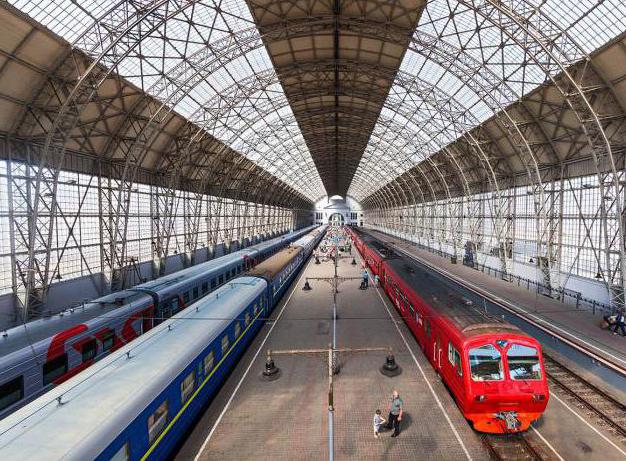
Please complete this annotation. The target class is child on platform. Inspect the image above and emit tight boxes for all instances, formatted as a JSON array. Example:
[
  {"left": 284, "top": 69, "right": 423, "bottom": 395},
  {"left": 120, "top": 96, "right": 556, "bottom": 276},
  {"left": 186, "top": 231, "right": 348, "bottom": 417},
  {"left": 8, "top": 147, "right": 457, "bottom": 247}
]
[{"left": 373, "top": 409, "right": 386, "bottom": 438}]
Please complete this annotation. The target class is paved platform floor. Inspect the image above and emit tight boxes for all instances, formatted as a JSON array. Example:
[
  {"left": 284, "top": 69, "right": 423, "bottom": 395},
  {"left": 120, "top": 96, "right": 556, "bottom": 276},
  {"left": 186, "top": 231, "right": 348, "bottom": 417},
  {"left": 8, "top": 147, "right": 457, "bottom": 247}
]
[
  {"left": 176, "top": 237, "right": 626, "bottom": 461},
  {"left": 177, "top": 247, "right": 488, "bottom": 460},
  {"left": 367, "top": 230, "right": 626, "bottom": 372}
]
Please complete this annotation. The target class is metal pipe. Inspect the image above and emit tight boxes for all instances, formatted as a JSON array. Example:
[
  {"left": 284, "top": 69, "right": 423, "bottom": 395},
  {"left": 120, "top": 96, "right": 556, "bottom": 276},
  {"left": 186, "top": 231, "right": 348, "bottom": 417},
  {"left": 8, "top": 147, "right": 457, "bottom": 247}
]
[
  {"left": 328, "top": 344, "right": 334, "bottom": 461},
  {"left": 270, "top": 346, "right": 390, "bottom": 356},
  {"left": 328, "top": 408, "right": 334, "bottom": 461}
]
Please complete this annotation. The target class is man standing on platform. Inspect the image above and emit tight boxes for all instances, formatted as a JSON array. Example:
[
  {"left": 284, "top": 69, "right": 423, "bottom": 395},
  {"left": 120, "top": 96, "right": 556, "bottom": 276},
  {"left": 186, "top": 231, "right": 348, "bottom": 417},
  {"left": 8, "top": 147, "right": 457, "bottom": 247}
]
[
  {"left": 362, "top": 269, "right": 369, "bottom": 288},
  {"left": 386, "top": 390, "right": 404, "bottom": 437},
  {"left": 613, "top": 309, "right": 626, "bottom": 336}
]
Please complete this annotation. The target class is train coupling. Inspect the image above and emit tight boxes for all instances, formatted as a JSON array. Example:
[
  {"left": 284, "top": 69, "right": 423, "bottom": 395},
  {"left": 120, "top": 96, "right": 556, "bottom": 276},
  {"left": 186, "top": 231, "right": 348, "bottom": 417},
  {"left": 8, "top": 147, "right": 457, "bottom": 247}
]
[{"left": 495, "top": 411, "right": 521, "bottom": 432}]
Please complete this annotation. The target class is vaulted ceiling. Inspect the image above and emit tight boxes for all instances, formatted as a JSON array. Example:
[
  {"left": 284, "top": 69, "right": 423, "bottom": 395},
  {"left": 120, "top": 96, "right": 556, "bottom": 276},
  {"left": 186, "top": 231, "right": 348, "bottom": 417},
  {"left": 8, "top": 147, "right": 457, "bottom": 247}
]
[
  {"left": 248, "top": 0, "right": 425, "bottom": 196},
  {"left": 0, "top": 0, "right": 625, "bottom": 207}
]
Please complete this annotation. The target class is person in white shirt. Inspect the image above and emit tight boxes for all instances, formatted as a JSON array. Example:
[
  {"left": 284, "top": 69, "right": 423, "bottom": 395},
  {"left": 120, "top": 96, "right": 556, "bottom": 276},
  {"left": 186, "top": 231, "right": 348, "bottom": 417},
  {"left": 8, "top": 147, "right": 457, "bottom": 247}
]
[{"left": 373, "top": 409, "right": 386, "bottom": 438}]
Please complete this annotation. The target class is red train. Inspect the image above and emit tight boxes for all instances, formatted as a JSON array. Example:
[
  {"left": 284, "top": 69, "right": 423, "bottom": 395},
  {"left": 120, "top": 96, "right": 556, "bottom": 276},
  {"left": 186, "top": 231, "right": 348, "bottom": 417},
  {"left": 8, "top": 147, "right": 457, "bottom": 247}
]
[{"left": 348, "top": 227, "right": 549, "bottom": 433}]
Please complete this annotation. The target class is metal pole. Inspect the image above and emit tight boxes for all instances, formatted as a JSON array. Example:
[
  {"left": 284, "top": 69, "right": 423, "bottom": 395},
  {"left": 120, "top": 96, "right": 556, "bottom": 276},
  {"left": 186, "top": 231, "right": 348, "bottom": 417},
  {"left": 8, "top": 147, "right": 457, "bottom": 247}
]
[
  {"left": 328, "top": 345, "right": 334, "bottom": 461},
  {"left": 333, "top": 239, "right": 338, "bottom": 349}
]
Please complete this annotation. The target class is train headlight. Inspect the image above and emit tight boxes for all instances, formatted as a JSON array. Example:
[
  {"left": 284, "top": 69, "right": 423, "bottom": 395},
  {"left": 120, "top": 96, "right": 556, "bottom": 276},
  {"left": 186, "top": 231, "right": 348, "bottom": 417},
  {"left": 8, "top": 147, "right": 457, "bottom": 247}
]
[
  {"left": 475, "top": 395, "right": 487, "bottom": 402},
  {"left": 533, "top": 394, "right": 546, "bottom": 402}
]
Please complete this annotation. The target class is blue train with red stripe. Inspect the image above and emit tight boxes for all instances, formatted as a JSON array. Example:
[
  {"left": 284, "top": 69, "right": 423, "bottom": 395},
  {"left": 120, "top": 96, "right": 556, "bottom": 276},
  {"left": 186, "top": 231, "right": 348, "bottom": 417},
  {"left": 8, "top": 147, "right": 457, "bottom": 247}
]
[{"left": 0, "top": 226, "right": 316, "bottom": 420}]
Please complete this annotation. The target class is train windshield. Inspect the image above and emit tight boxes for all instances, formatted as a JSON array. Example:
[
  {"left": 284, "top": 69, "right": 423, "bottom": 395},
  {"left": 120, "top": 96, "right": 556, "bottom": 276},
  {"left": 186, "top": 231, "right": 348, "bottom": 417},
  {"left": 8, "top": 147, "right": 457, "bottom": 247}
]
[
  {"left": 507, "top": 344, "right": 542, "bottom": 380},
  {"left": 469, "top": 344, "right": 503, "bottom": 381}
]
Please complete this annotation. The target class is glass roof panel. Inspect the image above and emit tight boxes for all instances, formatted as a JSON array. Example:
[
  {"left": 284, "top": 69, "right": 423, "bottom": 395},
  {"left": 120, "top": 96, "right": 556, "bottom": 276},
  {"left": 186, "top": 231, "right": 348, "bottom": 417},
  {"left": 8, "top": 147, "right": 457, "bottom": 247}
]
[
  {"left": 9, "top": 0, "right": 626, "bottom": 204},
  {"left": 9, "top": 0, "right": 324, "bottom": 201},
  {"left": 349, "top": 0, "right": 626, "bottom": 201}
]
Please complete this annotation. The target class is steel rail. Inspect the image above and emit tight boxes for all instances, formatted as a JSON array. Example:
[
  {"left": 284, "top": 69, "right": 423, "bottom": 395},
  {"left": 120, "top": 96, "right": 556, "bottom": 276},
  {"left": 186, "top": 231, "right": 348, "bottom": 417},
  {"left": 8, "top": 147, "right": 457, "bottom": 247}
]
[
  {"left": 543, "top": 354, "right": 626, "bottom": 441},
  {"left": 481, "top": 433, "right": 544, "bottom": 460}
]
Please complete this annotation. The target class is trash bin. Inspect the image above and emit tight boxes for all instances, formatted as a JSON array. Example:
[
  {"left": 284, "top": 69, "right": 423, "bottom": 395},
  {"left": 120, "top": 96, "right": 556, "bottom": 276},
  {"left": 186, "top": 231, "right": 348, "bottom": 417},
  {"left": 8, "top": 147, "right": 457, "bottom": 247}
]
[{"left": 451, "top": 255, "right": 457, "bottom": 264}]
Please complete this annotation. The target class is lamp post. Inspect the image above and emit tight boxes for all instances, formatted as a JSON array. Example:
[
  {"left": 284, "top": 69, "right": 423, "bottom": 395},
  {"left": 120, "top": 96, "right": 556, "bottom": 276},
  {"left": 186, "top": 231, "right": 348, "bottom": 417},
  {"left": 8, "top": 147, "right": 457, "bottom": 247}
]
[
  {"left": 285, "top": 226, "right": 400, "bottom": 458},
  {"left": 262, "top": 345, "right": 400, "bottom": 461}
]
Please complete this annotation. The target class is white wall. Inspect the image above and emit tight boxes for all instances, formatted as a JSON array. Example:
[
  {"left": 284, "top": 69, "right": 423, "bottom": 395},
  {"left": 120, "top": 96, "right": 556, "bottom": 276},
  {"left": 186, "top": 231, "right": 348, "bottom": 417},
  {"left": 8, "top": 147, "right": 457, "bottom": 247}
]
[
  {"left": 367, "top": 225, "right": 611, "bottom": 308},
  {"left": 314, "top": 195, "right": 363, "bottom": 225}
]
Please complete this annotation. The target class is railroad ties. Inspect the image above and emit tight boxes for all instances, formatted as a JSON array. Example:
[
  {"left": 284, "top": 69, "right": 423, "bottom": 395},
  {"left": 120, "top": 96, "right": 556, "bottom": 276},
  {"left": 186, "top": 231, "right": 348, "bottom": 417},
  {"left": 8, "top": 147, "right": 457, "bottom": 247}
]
[
  {"left": 543, "top": 354, "right": 626, "bottom": 446},
  {"left": 480, "top": 353, "right": 626, "bottom": 460},
  {"left": 481, "top": 433, "right": 544, "bottom": 460}
]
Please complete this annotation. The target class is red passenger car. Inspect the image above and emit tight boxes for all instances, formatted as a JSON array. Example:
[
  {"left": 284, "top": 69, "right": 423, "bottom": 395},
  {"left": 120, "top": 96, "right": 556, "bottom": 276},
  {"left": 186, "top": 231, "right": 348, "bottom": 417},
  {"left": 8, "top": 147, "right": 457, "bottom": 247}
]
[
  {"left": 352, "top": 229, "right": 391, "bottom": 277},
  {"left": 352, "top": 230, "right": 549, "bottom": 433}
]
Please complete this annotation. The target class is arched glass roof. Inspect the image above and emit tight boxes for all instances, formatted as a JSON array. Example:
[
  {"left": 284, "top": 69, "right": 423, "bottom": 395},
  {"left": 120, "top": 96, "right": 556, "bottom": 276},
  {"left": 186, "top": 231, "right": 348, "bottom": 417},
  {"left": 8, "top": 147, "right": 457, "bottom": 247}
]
[{"left": 8, "top": 0, "right": 626, "bottom": 204}]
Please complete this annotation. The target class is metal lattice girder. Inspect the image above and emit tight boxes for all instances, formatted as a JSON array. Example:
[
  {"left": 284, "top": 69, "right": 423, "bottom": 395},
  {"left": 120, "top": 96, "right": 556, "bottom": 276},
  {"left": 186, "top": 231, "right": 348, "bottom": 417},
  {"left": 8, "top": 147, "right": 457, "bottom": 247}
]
[
  {"left": 356, "top": 1, "right": 625, "bottom": 304},
  {"left": 6, "top": 0, "right": 314, "bottom": 310},
  {"left": 2, "top": 0, "right": 626, "bottom": 310}
]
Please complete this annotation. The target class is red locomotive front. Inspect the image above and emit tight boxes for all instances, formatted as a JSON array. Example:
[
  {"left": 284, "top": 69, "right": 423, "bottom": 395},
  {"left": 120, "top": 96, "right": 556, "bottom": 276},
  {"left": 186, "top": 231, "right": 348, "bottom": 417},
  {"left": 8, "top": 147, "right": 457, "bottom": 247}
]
[
  {"left": 352, "top": 230, "right": 551, "bottom": 435},
  {"left": 461, "top": 331, "right": 549, "bottom": 433}
]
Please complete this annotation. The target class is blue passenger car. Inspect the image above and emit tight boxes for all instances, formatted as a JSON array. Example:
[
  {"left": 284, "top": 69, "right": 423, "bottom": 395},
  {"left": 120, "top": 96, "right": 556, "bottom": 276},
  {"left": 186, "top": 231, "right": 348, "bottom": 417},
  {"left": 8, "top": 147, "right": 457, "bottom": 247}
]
[
  {"left": 0, "top": 226, "right": 315, "bottom": 421},
  {"left": 0, "top": 227, "right": 326, "bottom": 460}
]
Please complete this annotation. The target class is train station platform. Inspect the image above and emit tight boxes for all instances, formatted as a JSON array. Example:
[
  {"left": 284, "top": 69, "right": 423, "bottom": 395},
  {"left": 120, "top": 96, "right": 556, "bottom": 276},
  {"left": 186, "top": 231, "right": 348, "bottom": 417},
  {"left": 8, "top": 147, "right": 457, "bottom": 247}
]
[
  {"left": 176, "top": 236, "right": 489, "bottom": 460},
  {"left": 366, "top": 230, "right": 626, "bottom": 383},
  {"left": 174, "top": 228, "right": 626, "bottom": 461}
]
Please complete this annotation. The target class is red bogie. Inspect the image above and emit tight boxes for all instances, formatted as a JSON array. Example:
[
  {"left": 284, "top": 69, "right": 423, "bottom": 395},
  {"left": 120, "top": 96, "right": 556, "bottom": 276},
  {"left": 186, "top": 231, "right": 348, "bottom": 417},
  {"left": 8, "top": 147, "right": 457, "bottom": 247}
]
[{"left": 349, "top": 229, "right": 549, "bottom": 434}]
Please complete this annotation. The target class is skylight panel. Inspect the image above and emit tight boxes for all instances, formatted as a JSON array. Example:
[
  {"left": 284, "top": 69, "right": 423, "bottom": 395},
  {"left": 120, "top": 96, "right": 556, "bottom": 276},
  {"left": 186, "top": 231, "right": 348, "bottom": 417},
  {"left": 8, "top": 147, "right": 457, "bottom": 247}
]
[{"left": 8, "top": 0, "right": 323, "bottom": 200}]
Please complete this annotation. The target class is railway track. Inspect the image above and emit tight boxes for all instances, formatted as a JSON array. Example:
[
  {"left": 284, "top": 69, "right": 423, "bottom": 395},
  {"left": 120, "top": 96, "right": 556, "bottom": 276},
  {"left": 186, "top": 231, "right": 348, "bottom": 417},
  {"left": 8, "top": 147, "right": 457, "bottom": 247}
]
[
  {"left": 365, "top": 230, "right": 626, "bottom": 455},
  {"left": 481, "top": 433, "right": 544, "bottom": 460},
  {"left": 543, "top": 354, "right": 626, "bottom": 445}
]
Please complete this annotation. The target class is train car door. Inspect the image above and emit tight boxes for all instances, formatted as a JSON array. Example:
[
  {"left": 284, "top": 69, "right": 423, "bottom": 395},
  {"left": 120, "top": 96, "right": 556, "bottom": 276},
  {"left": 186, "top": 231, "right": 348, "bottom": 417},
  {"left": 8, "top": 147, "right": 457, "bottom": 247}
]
[
  {"left": 157, "top": 296, "right": 179, "bottom": 324},
  {"left": 436, "top": 337, "right": 442, "bottom": 370},
  {"left": 433, "top": 336, "right": 441, "bottom": 370},
  {"left": 445, "top": 341, "right": 466, "bottom": 408},
  {"left": 142, "top": 312, "right": 153, "bottom": 332}
]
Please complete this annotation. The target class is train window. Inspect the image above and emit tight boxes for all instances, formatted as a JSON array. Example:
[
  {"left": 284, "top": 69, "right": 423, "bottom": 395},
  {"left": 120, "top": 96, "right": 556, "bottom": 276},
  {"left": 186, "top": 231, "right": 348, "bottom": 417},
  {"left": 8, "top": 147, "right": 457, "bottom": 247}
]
[
  {"left": 202, "top": 282, "right": 208, "bottom": 294},
  {"left": 234, "top": 322, "right": 241, "bottom": 338},
  {"left": 211, "top": 279, "right": 216, "bottom": 290},
  {"left": 193, "top": 287, "right": 199, "bottom": 299},
  {"left": 171, "top": 297, "right": 180, "bottom": 313},
  {"left": 221, "top": 335, "right": 230, "bottom": 355},
  {"left": 225, "top": 270, "right": 230, "bottom": 280},
  {"left": 102, "top": 331, "right": 115, "bottom": 351},
  {"left": 183, "top": 292, "right": 190, "bottom": 304},
  {"left": 254, "top": 303, "right": 259, "bottom": 316},
  {"left": 507, "top": 344, "right": 542, "bottom": 380},
  {"left": 448, "top": 343, "right": 463, "bottom": 376},
  {"left": 409, "top": 304, "right": 415, "bottom": 316},
  {"left": 82, "top": 340, "right": 97, "bottom": 362},
  {"left": 43, "top": 354, "right": 68, "bottom": 386},
  {"left": 110, "top": 442, "right": 130, "bottom": 461},
  {"left": 469, "top": 345, "right": 503, "bottom": 381},
  {"left": 245, "top": 312, "right": 251, "bottom": 326},
  {"left": 148, "top": 400, "right": 169, "bottom": 443},
  {"left": 180, "top": 371, "right": 195, "bottom": 403},
  {"left": 219, "top": 275, "right": 223, "bottom": 285},
  {"left": 203, "top": 351, "right": 215, "bottom": 374},
  {"left": 0, "top": 376, "right": 23, "bottom": 412}
]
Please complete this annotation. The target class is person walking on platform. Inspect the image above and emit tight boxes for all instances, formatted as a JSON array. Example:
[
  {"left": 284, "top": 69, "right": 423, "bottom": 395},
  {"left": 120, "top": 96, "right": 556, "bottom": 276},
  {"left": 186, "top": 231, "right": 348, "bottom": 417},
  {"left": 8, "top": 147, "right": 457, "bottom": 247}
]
[
  {"left": 362, "top": 270, "right": 369, "bottom": 288},
  {"left": 386, "top": 390, "right": 404, "bottom": 437},
  {"left": 612, "top": 309, "right": 626, "bottom": 336},
  {"left": 374, "top": 274, "right": 380, "bottom": 287}
]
